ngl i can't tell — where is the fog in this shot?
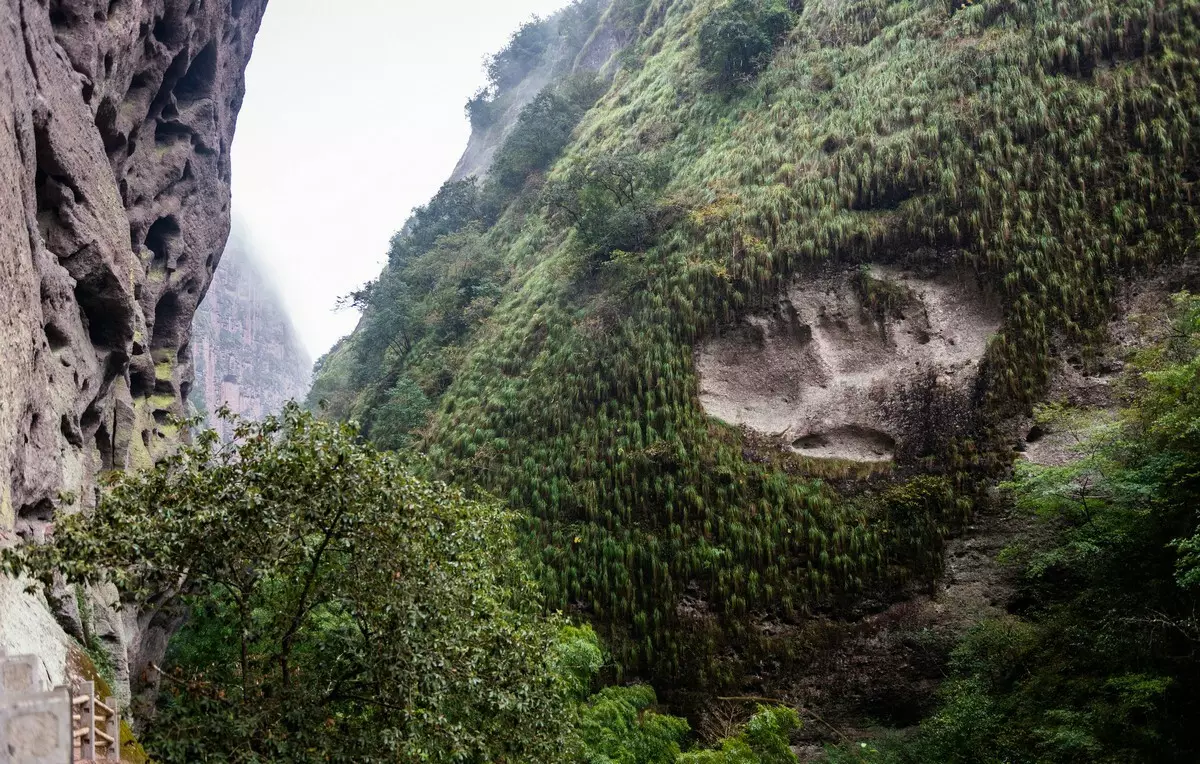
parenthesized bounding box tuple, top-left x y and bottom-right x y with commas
(229, 0, 576, 360)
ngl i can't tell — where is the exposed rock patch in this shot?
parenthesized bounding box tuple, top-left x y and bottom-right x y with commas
(0, 0, 267, 706)
(697, 264, 1001, 462)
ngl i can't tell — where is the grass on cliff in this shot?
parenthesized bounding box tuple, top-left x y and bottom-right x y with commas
(315, 0, 1200, 685)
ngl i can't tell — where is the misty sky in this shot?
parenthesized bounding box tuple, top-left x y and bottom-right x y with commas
(229, 0, 574, 360)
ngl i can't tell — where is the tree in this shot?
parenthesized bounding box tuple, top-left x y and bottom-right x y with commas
(697, 0, 795, 86)
(489, 74, 607, 193)
(542, 151, 671, 259)
(5, 405, 580, 763)
(367, 376, 431, 450)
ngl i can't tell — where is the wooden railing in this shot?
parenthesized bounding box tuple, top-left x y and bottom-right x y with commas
(71, 680, 121, 763)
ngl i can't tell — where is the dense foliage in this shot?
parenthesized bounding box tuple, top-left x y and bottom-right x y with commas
(315, 0, 1200, 690)
(697, 0, 796, 85)
(489, 73, 608, 193)
(5, 406, 578, 763)
(541, 151, 673, 259)
(827, 294, 1200, 762)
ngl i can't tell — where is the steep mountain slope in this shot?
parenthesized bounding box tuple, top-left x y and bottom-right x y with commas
(190, 228, 311, 437)
(312, 0, 1199, 710)
(0, 0, 267, 702)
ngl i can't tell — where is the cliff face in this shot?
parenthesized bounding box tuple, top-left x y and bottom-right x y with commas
(312, 0, 1200, 718)
(0, 0, 267, 698)
(190, 230, 311, 436)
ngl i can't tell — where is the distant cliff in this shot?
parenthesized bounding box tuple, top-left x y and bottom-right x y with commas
(190, 231, 311, 436)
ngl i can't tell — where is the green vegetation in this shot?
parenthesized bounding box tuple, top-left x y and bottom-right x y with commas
(697, 0, 796, 86)
(3, 407, 803, 760)
(826, 294, 1200, 762)
(490, 73, 609, 193)
(542, 150, 673, 259)
(7, 406, 578, 763)
(316, 0, 1200, 688)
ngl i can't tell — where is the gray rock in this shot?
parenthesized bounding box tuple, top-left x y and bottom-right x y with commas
(0, 0, 268, 707)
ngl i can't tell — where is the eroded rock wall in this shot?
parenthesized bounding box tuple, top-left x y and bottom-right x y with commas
(697, 264, 1001, 462)
(1, 0, 267, 701)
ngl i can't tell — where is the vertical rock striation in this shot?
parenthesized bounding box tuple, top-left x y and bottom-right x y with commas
(0, 0, 267, 702)
(190, 227, 311, 438)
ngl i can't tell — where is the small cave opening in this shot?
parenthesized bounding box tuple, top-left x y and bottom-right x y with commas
(792, 432, 829, 450)
(792, 426, 897, 462)
(153, 409, 172, 426)
(131, 368, 154, 398)
(180, 381, 192, 401)
(141, 429, 152, 449)
(95, 99, 126, 156)
(151, 291, 184, 351)
(1026, 425, 1045, 444)
(44, 322, 70, 351)
(152, 16, 173, 44)
(61, 415, 84, 447)
(155, 119, 192, 146)
(48, 6, 71, 28)
(175, 43, 217, 103)
(16, 499, 56, 541)
(104, 52, 114, 77)
(94, 421, 114, 471)
(75, 274, 132, 350)
(145, 215, 181, 266)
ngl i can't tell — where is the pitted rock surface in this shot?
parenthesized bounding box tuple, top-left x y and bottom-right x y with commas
(1, 0, 267, 705)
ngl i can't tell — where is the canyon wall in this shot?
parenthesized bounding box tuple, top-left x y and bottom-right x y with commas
(190, 228, 311, 438)
(0, 0, 267, 701)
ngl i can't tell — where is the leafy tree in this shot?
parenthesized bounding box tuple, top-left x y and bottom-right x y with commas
(542, 151, 671, 259)
(489, 74, 607, 193)
(698, 0, 795, 86)
(367, 376, 431, 450)
(487, 17, 556, 90)
(580, 685, 690, 763)
(5, 405, 579, 764)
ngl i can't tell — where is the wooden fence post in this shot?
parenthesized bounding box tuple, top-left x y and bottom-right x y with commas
(104, 696, 120, 762)
(81, 680, 96, 761)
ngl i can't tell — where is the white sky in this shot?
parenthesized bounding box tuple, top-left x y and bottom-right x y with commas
(229, 0, 575, 360)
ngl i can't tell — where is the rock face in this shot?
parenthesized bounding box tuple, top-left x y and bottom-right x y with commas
(697, 264, 1001, 462)
(190, 228, 311, 437)
(0, 0, 267, 701)
(449, 0, 624, 183)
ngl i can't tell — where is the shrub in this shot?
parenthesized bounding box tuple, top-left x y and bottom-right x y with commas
(488, 17, 556, 90)
(698, 0, 795, 86)
(678, 706, 801, 763)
